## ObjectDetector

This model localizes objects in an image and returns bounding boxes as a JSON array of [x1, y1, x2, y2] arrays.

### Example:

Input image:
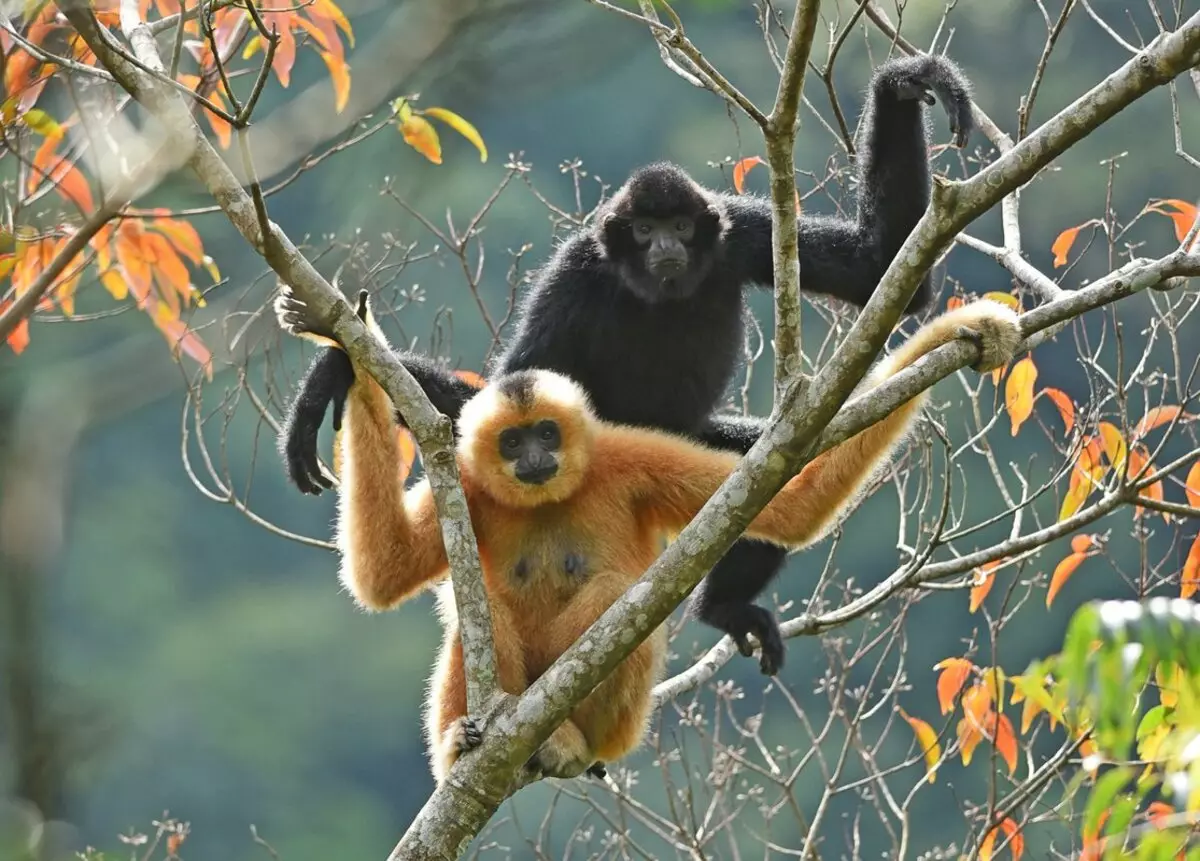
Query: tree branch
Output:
[[54, 1, 504, 716]]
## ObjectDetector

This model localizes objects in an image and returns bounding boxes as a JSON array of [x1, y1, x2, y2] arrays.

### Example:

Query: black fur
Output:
[[278, 55, 975, 675]]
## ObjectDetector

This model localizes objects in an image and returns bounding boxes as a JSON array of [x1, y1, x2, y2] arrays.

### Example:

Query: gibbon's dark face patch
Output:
[[498, 420, 562, 485]]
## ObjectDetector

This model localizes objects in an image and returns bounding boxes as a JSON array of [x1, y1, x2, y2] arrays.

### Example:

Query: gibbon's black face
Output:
[[498, 419, 562, 485], [600, 163, 723, 304]]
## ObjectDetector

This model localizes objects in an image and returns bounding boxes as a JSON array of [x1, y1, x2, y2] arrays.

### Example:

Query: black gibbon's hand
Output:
[[274, 287, 370, 494], [875, 54, 974, 148]]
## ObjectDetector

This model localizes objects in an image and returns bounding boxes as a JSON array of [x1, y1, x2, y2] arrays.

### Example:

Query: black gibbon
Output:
[[277, 286, 1021, 783], [280, 54, 976, 676]]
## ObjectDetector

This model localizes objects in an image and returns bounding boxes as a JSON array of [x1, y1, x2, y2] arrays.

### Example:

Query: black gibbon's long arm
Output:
[[721, 54, 971, 312]]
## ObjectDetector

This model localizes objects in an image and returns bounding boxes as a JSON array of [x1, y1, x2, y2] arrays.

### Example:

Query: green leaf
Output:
[[1085, 766, 1133, 837]]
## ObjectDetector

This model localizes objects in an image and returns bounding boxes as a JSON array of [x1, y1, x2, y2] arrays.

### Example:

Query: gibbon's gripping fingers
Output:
[[436, 716, 484, 779], [587, 763, 607, 780], [951, 306, 1024, 373], [525, 720, 593, 781], [706, 602, 785, 675], [876, 55, 974, 148]]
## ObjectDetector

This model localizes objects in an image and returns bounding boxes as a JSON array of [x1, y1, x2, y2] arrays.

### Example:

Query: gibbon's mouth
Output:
[[516, 465, 558, 485]]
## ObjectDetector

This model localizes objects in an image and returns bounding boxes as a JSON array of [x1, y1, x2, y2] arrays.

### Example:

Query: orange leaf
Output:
[[933, 658, 974, 715], [397, 428, 417, 482], [946, 295, 965, 312], [149, 298, 213, 380], [897, 707, 941, 783], [957, 716, 984, 766], [1183, 534, 1200, 600], [318, 50, 351, 114], [962, 683, 993, 727], [1071, 534, 1097, 554], [993, 713, 1018, 774], [141, 232, 192, 305], [453, 369, 486, 389], [1148, 198, 1199, 243], [731, 156, 763, 194], [1081, 809, 1110, 861], [399, 113, 441, 164], [151, 217, 204, 264], [268, 21, 297, 88], [981, 817, 1024, 861], [970, 560, 1003, 613], [1051, 222, 1096, 268], [1005, 356, 1038, 436], [1041, 388, 1075, 435], [1134, 405, 1184, 438], [1047, 552, 1086, 608], [2, 305, 30, 354], [1186, 461, 1200, 508], [1147, 801, 1175, 829]]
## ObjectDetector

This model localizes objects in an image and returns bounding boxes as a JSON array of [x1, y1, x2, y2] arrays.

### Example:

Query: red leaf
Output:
[[1146, 801, 1175, 829], [731, 156, 763, 194], [1040, 388, 1075, 435]]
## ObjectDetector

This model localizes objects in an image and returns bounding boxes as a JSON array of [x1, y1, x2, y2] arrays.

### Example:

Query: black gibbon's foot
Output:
[[877, 55, 974, 148], [701, 601, 785, 676], [449, 717, 483, 754], [587, 763, 607, 780]]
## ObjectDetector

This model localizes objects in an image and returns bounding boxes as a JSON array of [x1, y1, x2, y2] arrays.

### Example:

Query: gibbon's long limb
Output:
[[278, 55, 977, 677]]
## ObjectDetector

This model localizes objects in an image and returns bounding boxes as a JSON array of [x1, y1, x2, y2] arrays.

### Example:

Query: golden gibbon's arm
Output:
[[336, 371, 449, 611], [613, 301, 1020, 549]]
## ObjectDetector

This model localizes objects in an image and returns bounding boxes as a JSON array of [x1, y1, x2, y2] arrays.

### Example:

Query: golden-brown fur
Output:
[[334, 299, 1022, 784]]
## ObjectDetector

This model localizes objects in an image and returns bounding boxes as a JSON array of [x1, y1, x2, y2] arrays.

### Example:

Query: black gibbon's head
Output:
[[598, 162, 726, 303], [458, 370, 597, 509]]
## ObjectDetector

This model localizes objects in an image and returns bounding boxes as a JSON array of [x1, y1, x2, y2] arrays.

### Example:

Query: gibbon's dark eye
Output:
[[535, 420, 561, 449], [674, 218, 693, 233], [634, 220, 653, 237], [499, 429, 523, 458]]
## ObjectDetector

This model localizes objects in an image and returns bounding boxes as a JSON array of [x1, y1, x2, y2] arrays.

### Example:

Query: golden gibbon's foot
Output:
[[449, 716, 483, 754], [948, 301, 1023, 372], [525, 723, 593, 780]]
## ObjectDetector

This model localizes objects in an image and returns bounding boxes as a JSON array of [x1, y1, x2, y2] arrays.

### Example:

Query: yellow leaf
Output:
[[1155, 663, 1182, 709], [732, 156, 764, 194], [982, 291, 1020, 311], [314, 0, 355, 46], [242, 34, 263, 59], [20, 108, 62, 138], [422, 107, 487, 163], [319, 50, 351, 114], [1097, 421, 1127, 473], [399, 113, 441, 164], [392, 97, 413, 124], [1005, 356, 1038, 436], [897, 707, 941, 783], [933, 658, 974, 715], [1041, 387, 1075, 435], [1047, 552, 1086, 608], [202, 255, 221, 283], [101, 270, 128, 300], [0, 254, 14, 280]]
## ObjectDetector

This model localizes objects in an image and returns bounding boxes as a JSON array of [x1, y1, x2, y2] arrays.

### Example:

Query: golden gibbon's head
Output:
[[457, 370, 597, 508]]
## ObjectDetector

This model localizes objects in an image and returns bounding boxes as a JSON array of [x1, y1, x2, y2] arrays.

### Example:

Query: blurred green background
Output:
[[2, 0, 1198, 858]]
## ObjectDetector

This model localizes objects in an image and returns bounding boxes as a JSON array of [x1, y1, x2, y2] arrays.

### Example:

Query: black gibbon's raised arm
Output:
[[277, 285, 1021, 785], [278, 54, 976, 676]]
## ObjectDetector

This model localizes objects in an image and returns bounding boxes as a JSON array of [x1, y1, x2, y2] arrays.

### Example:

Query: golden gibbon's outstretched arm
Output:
[[612, 300, 1022, 548], [337, 366, 450, 611]]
